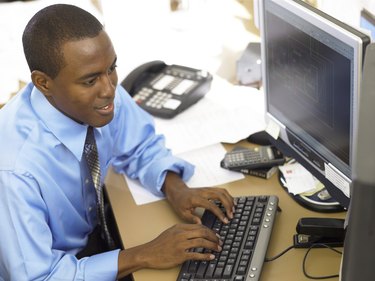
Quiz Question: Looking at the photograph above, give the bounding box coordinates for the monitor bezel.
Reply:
[259,0,370,208]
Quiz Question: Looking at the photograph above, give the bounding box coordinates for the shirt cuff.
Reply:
[143,156,195,197]
[84,249,120,281]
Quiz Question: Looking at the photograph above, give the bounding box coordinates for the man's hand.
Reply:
[162,172,235,224]
[117,224,222,278]
[143,224,222,268]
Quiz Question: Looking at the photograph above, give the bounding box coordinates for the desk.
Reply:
[105,141,346,281]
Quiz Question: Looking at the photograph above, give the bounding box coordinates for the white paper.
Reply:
[155,77,266,154]
[125,143,244,205]
[279,162,318,195]
[180,143,244,187]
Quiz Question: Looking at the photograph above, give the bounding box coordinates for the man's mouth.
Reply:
[96,102,114,115]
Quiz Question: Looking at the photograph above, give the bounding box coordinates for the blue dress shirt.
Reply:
[0,83,194,281]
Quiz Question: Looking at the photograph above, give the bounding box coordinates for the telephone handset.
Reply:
[121,60,213,119]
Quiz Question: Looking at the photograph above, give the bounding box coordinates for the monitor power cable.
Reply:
[264,243,342,280]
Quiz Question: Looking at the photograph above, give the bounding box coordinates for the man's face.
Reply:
[46,31,118,127]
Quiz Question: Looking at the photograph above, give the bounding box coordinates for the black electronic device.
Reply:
[220,146,285,171]
[247,130,272,146]
[341,43,375,280]
[177,195,279,281]
[121,60,212,119]
[259,0,371,209]
[293,217,345,248]
[296,217,345,239]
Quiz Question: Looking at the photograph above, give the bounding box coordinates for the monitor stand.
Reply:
[278,171,345,213]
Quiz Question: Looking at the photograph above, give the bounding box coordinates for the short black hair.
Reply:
[22,4,104,79]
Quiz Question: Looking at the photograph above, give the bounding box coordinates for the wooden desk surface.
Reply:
[105,144,346,281]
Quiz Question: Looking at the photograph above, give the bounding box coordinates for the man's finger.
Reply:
[182,210,202,224]
[193,197,229,224]
[201,188,235,219]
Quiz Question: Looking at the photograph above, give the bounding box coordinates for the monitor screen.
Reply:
[259,0,370,208]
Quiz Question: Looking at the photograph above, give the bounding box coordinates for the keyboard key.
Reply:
[205,263,216,278]
[188,261,199,273]
[237,266,247,275]
[195,261,207,278]
[214,266,223,277]
[223,264,234,277]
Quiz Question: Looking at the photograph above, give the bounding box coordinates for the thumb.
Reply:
[183,211,202,224]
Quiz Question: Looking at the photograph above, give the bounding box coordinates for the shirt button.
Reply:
[85,178,89,184]
[89,206,93,212]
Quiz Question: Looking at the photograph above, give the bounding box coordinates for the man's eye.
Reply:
[84,77,97,86]
[108,64,117,74]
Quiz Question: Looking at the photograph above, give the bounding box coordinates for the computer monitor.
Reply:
[258,0,370,209]
[340,42,375,281]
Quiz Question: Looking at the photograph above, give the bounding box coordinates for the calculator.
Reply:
[221,146,285,170]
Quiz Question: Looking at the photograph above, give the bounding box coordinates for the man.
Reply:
[0,4,235,281]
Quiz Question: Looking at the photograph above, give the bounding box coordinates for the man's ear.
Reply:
[31,70,53,97]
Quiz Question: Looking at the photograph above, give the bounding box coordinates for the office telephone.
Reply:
[121,60,213,118]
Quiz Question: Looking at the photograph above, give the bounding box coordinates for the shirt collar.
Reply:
[30,86,94,161]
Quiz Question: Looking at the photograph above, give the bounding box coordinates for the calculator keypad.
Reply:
[225,151,263,168]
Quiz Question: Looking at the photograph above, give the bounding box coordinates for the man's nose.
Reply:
[100,74,116,98]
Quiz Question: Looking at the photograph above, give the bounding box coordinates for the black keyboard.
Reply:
[176,195,279,281]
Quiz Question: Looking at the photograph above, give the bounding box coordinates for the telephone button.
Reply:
[163,99,181,110]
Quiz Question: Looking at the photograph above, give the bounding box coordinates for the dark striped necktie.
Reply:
[84,126,115,250]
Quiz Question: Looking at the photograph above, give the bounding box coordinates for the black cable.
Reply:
[302,243,342,280]
[264,243,342,280]
[264,244,295,262]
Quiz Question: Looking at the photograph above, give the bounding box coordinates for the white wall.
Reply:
[317,0,374,28]
[0,0,102,104]
[361,0,375,14]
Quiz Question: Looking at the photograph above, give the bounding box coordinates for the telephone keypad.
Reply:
[129,64,212,118]
[133,87,152,104]
[134,88,181,111]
